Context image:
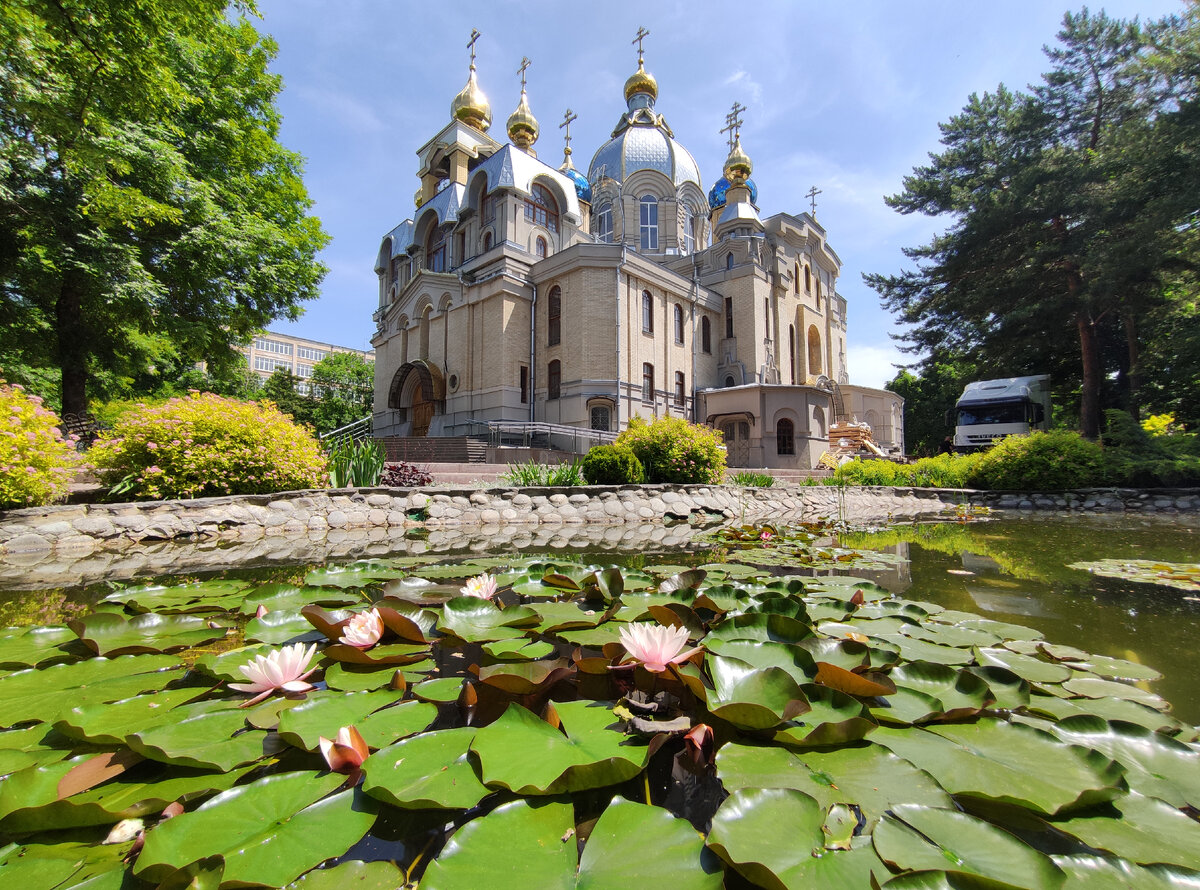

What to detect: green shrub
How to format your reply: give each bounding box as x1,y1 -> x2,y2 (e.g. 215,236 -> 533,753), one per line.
730,470 -> 774,487
500,460 -> 584,487
832,453 -> 982,489
967,430 -> 1104,490
90,393 -> 327,500
326,436 -> 385,487
614,416 -> 726,484
0,381 -> 79,509
582,444 -> 645,485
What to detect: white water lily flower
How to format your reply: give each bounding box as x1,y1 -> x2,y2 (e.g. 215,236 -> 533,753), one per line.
340,608 -> 383,649
617,622 -> 703,673
460,573 -> 499,599
229,642 -> 318,707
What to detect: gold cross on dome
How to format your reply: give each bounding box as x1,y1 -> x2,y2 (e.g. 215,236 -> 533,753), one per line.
632,27 -> 650,63
559,108 -> 578,149
720,102 -> 745,151
466,29 -> 480,69
806,184 -> 823,216
517,56 -> 531,90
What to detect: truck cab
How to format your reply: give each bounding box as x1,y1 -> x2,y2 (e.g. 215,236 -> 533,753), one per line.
952,376 -> 1051,451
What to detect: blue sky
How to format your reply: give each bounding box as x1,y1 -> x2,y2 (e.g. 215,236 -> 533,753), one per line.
254,0 -> 1182,388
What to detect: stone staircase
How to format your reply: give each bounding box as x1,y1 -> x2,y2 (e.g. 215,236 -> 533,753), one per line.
381,436 -> 488,465
423,463 -> 514,485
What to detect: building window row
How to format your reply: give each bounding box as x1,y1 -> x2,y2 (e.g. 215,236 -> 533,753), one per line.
254,356 -> 291,373
295,364 -> 314,379
253,338 -> 292,355
548,286 -> 561,346
525,184 -> 560,234
297,346 -> 326,362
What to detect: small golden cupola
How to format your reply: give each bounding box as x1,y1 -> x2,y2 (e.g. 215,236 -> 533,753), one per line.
451,29 -> 492,132
723,133 -> 753,186
624,26 -> 658,106
507,56 -> 540,152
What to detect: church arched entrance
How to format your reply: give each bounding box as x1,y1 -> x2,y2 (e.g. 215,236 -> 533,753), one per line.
388,360 -> 445,438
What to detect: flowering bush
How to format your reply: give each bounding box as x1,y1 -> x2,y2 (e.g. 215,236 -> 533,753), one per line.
0,381 -> 79,509
379,461 -> 433,487
89,393 -> 327,500
614,416 -> 726,484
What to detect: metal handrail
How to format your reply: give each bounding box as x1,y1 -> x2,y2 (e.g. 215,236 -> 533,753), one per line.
458,419 -> 617,456
320,416 -> 372,442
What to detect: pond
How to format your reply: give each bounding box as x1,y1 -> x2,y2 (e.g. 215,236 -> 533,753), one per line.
0,511 -> 1197,888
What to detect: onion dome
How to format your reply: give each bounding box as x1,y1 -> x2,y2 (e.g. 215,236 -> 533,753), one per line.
624,59 -> 658,104
507,86 -> 539,151
723,134 -> 753,186
708,176 -> 757,210
451,65 -> 491,132
560,160 -> 592,202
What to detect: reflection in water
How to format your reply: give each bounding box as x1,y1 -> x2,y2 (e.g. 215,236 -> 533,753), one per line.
839,513 -> 1200,725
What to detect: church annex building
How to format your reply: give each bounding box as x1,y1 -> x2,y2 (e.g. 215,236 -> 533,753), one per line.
371,31 -> 902,470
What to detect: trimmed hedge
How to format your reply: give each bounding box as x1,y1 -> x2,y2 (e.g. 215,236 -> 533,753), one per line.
582,444 -> 645,485
614,416 -> 725,485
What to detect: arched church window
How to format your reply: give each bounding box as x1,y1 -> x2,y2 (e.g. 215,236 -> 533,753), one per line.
426,226 -> 448,273
788,324 -> 796,384
673,303 -> 684,344
725,297 -> 734,339
419,305 -> 432,359
804,264 -> 812,292
726,253 -> 734,271
701,317 -> 711,354
794,262 -> 800,293
674,371 -> 685,407
596,202 -> 613,243
639,195 -> 658,250
548,286 -> 561,346
536,236 -> 547,259
807,325 -> 822,376
525,183 -> 559,233
776,419 -> 795,455
682,213 -> 696,254
483,231 -> 493,251
724,376 -> 735,388
547,359 -> 561,399
591,405 -> 611,431
642,291 -> 654,333
642,363 -> 655,401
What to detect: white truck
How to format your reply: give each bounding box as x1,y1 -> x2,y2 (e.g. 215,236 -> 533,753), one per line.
952,376 -> 1051,451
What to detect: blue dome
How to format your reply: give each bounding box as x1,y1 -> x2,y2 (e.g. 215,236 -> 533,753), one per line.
708,176 -> 757,210
562,166 -> 592,203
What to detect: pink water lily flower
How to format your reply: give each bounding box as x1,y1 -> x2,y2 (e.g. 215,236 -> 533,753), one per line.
460,573 -> 498,599
340,608 -> 384,649
319,725 -> 369,776
229,642 -> 318,707
616,622 -> 703,673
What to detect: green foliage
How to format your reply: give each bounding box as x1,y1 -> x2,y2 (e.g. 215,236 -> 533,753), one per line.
614,416 -> 726,484
1101,409 -> 1200,487
967,430 -> 1104,490
309,353 -> 374,434
886,357 -> 976,456
581,444 -> 645,485
89,392 -> 327,499
500,461 -> 584,487
730,471 -> 775,487
326,437 -> 385,488
0,381 -> 78,508
0,2 -> 328,415
834,454 -> 981,489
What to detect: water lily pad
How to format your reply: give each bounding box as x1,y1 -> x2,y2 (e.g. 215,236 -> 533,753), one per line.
482,639 -> 556,661
421,798 -> 576,890
715,742 -> 951,827
68,612 -> 228,656
286,860 -> 405,889
1069,559 -> 1200,591
975,647 -> 1072,684
771,685 -> 875,748
707,613 -> 811,645
135,771 -> 377,886
54,687 -> 207,745
438,599 -> 540,642
0,625 -> 81,669
305,562 -> 402,588
476,660 -> 572,696
471,700 -> 649,795
707,788 -> 887,889
872,804 -> 1065,889
1051,854 -> 1200,890
126,702 -> 267,771
361,726 -> 488,810
1059,676 -> 1167,710
0,655 -> 183,728
1053,793 -> 1200,870
244,609 -> 324,645
240,583 -> 361,615
531,601 -> 608,633
1020,692 -> 1183,734
103,579 -> 250,614
323,662 -> 406,692
411,677 -> 465,702
706,657 -> 809,731
872,719 -> 1124,816
276,690 -> 419,751
703,638 -> 816,685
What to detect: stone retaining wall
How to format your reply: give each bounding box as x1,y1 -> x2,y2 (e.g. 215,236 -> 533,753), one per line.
0,484 -> 961,559
1,484 -> 1196,563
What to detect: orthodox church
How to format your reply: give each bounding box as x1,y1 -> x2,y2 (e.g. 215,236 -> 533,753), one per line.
371,31 -> 903,469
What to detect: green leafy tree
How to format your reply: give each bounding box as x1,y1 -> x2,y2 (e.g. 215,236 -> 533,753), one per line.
0,1 -> 328,417
886,354 -> 977,456
308,352 -> 374,434
867,10 -> 1194,439
260,368 -> 315,428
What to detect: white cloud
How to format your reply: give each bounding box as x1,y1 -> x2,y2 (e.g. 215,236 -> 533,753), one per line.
848,342 -> 909,390
722,69 -> 764,105
294,86 -> 385,134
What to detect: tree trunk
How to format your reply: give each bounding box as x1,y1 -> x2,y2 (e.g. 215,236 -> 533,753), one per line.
56,269 -> 89,417
1122,311 -> 1141,422
1076,312 -> 1102,440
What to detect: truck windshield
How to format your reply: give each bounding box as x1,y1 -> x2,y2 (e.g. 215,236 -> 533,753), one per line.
957,402 -> 1029,426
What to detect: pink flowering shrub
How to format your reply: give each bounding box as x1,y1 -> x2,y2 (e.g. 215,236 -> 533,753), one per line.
90,393 -> 327,500
0,381 -> 79,509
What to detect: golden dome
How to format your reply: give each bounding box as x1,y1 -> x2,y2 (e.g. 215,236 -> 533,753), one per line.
451,66 -> 491,132
507,88 -> 539,151
723,134 -> 753,186
624,60 -> 658,103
